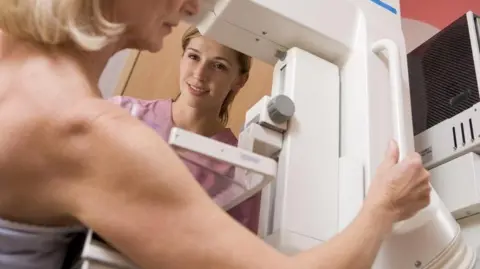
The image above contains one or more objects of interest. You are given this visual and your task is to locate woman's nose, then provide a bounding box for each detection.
[193,63,210,80]
[183,0,200,17]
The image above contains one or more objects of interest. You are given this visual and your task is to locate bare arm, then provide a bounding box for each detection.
[59,100,428,269]
[294,204,393,269]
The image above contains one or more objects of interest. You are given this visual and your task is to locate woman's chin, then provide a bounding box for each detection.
[145,40,164,53]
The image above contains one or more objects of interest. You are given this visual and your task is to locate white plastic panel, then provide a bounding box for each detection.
[195,10,283,64]
[263,47,340,251]
[430,152,480,220]
[415,103,480,170]
[169,127,277,178]
[459,214,480,256]
[338,157,364,231]
[194,0,360,65]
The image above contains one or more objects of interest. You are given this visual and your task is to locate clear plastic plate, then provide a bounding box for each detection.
[175,148,267,211]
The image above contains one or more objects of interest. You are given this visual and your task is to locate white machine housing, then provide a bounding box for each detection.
[189,0,476,268]
[411,12,480,171]
[408,11,480,259]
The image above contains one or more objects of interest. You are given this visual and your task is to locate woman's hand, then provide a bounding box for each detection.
[364,140,431,224]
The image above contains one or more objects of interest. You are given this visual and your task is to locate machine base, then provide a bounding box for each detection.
[423,233,475,269]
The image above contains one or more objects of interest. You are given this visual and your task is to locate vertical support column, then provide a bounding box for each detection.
[262,47,341,252]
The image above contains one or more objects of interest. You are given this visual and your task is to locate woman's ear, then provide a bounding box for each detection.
[232,73,249,94]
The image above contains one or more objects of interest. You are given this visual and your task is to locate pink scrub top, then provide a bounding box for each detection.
[109,96,261,233]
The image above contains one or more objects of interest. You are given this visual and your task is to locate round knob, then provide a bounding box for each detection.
[267,95,295,124]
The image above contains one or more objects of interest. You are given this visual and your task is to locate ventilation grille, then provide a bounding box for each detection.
[451,117,476,150]
[408,14,480,135]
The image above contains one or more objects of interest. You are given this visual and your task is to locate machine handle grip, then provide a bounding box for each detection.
[372,39,431,234]
[372,39,407,160]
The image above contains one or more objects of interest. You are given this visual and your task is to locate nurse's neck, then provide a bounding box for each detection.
[171,98,225,137]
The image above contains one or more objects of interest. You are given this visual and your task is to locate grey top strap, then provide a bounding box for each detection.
[0,217,85,269]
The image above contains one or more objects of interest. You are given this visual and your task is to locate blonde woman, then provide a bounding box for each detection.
[0,1,431,269]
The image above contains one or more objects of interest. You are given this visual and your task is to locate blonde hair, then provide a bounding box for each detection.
[179,26,252,125]
[0,0,124,51]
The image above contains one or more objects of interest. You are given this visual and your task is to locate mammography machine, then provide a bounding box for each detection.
[73,0,480,268]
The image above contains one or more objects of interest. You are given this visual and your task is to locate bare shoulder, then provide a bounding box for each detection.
[0,76,183,225]
[0,75,95,225]
[0,50,166,225]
